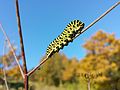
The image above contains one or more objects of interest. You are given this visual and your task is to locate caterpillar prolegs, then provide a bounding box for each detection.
[46,20,85,58]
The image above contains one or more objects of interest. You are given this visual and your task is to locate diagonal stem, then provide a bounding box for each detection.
[0,23,24,79]
[74,1,120,39]
[27,1,120,76]
[27,56,48,76]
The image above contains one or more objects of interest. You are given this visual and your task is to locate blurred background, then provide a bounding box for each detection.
[0,0,120,90]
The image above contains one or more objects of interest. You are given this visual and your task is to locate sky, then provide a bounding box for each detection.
[0,0,120,70]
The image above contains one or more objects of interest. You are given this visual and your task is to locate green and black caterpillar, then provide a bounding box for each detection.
[46,20,85,57]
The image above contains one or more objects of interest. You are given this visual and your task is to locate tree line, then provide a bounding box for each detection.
[0,30,120,90]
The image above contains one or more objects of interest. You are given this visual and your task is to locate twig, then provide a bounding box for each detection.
[27,1,120,76]
[87,79,90,90]
[0,23,24,79]
[15,0,28,89]
[27,56,48,76]
[74,1,120,39]
[2,40,9,90]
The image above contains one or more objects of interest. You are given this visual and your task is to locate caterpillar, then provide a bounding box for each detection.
[46,20,85,58]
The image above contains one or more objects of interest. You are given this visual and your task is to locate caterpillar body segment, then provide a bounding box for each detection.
[46,20,85,58]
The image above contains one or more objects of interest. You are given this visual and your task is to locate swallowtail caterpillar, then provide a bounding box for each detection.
[46,20,85,58]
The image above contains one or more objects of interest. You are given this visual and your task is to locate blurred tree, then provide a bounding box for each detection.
[77,30,120,90]
[29,30,120,90]
[62,58,79,83]
[31,53,66,86]
[30,53,79,86]
[0,49,22,81]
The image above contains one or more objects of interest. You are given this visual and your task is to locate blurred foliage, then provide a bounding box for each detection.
[0,49,22,90]
[0,30,120,90]
[30,54,79,86]
[78,30,120,90]
[0,49,22,80]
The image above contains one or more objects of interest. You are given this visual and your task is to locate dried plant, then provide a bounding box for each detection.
[0,1,119,90]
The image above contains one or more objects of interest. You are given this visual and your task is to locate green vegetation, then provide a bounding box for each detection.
[0,30,120,90]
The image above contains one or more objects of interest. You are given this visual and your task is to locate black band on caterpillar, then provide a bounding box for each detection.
[46,20,85,57]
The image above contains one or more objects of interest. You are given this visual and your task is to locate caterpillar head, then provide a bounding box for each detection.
[66,20,84,33]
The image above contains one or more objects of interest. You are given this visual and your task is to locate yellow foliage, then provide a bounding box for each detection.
[78,30,120,84]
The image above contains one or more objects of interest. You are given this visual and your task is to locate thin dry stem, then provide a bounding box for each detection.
[27,1,120,76]
[2,40,9,90]
[87,79,91,90]
[27,56,48,76]
[74,1,120,39]
[0,23,24,79]
[15,0,27,73]
[15,0,28,89]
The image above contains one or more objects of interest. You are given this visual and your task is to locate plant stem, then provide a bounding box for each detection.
[74,1,120,39]
[87,79,90,90]
[15,0,28,90]
[0,23,24,79]
[2,40,9,90]
[27,56,48,76]
[27,1,120,76]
